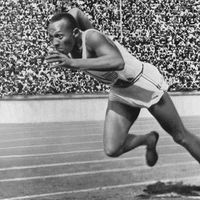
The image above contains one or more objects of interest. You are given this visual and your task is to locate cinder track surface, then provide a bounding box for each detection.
[0,116,200,200]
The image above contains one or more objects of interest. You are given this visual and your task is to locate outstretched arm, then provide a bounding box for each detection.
[68,8,94,31]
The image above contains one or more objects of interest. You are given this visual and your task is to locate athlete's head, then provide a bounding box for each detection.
[48,12,79,54]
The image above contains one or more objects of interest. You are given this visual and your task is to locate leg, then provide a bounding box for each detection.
[149,91,200,163]
[104,100,159,166]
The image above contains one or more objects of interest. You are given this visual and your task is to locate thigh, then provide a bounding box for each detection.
[148,92,186,135]
[104,100,140,149]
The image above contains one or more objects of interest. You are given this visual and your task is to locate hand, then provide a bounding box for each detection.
[45,51,72,69]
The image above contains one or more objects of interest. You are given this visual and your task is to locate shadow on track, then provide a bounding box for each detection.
[137,181,200,199]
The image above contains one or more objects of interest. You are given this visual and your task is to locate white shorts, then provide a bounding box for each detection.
[109,63,169,108]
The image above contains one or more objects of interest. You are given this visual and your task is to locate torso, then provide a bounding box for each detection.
[75,29,144,87]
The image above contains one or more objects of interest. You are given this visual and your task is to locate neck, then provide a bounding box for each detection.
[71,32,83,58]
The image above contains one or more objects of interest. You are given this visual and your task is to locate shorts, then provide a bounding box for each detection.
[109,63,169,108]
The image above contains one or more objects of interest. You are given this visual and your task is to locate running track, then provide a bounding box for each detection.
[0,116,200,200]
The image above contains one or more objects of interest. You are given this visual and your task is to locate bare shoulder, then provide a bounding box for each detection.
[68,8,93,30]
[84,30,117,55]
[85,30,106,44]
[68,8,79,18]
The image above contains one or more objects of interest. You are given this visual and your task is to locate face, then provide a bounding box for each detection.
[48,19,76,55]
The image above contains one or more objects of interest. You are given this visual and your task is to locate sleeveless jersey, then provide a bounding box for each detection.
[81,29,143,87]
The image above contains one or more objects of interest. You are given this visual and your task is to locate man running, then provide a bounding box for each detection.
[46,8,200,167]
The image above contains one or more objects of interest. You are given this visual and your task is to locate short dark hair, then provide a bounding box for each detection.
[49,12,78,30]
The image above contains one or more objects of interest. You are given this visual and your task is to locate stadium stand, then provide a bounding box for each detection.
[0,0,200,97]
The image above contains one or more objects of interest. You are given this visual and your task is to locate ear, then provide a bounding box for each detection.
[72,28,80,38]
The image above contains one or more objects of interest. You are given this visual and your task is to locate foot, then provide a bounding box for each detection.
[146,131,159,167]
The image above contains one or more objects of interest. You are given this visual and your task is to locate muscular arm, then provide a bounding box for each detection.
[69,30,124,71]
[68,8,93,31]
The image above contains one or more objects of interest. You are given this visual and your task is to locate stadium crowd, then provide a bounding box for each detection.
[0,0,200,96]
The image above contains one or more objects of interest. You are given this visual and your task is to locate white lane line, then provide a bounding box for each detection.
[154,194,200,199]
[0,122,104,129]
[0,144,183,159]
[181,197,200,199]
[0,134,102,143]
[0,161,198,183]
[2,175,200,200]
[0,152,190,172]
[1,174,200,200]
[0,149,103,158]
[0,117,198,130]
[0,135,173,150]
[0,129,103,136]
[0,141,102,150]
[0,127,199,144]
[0,157,143,171]
[0,119,191,129]
[0,129,154,143]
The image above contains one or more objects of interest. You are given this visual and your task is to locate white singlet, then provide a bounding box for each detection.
[81,29,169,108]
[81,29,143,87]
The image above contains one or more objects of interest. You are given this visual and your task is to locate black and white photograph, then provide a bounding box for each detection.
[0,0,200,199]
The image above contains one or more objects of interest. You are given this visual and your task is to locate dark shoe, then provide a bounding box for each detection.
[146,131,159,167]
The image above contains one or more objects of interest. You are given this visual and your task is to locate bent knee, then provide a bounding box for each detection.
[104,145,121,157]
[172,130,188,146]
